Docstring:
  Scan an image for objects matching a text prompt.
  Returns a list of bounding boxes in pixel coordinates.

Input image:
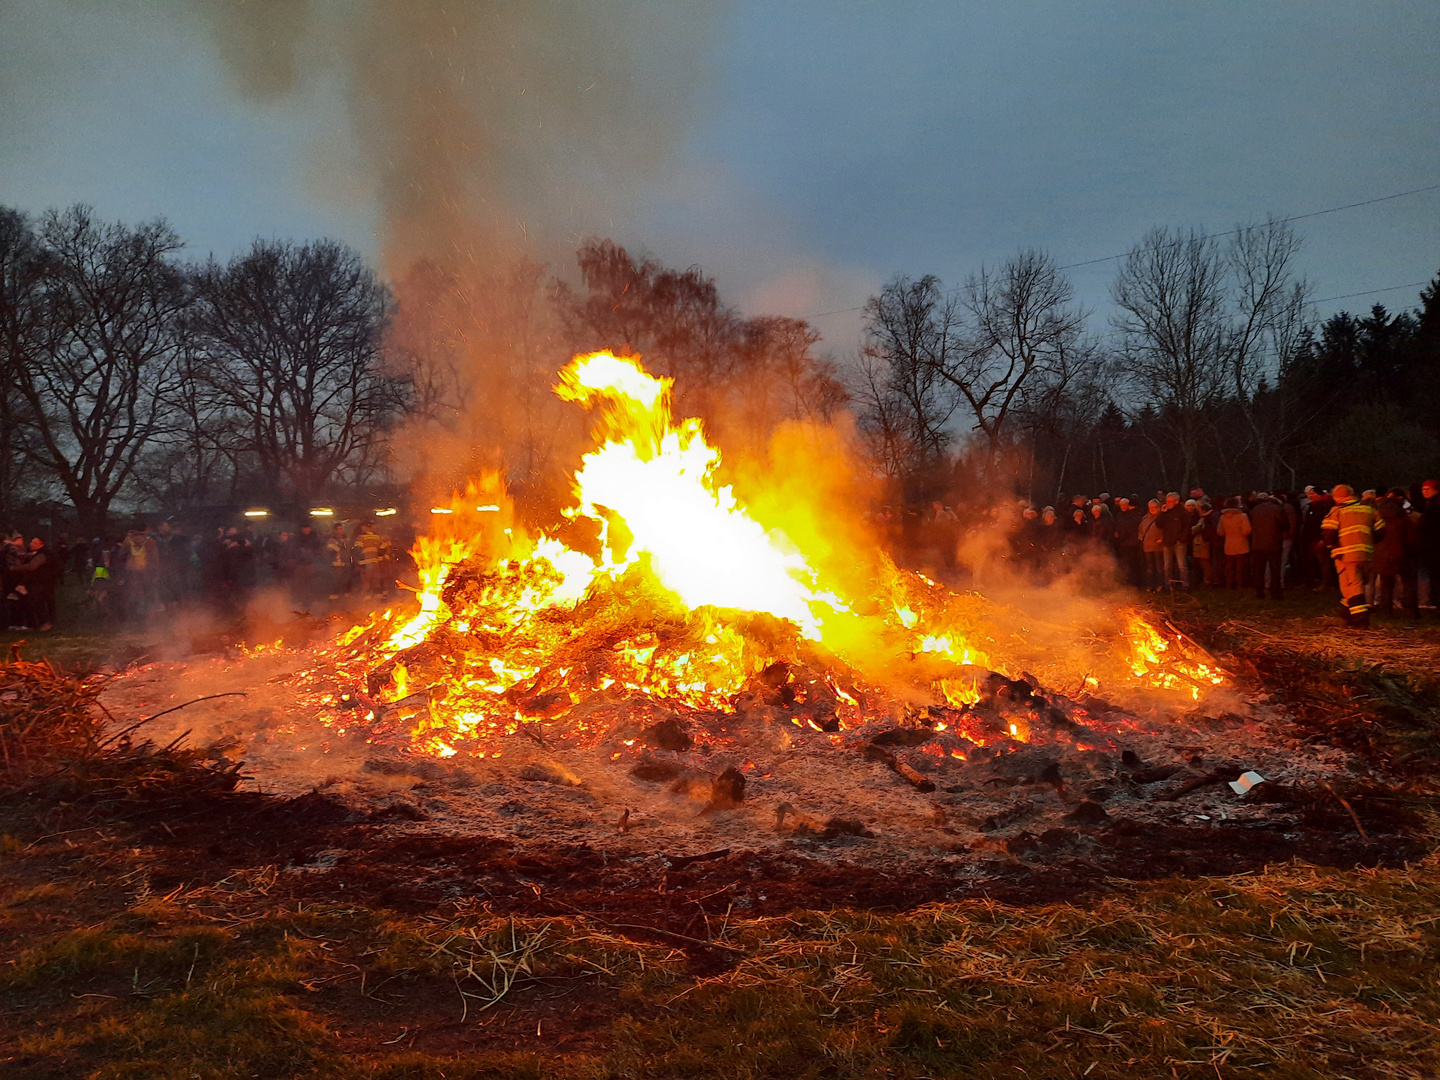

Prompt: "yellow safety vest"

[1322,499,1383,560]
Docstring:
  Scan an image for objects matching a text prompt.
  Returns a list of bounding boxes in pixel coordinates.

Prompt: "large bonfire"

[308,352,1223,772]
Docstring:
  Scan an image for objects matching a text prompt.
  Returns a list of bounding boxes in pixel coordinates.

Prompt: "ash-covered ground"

[97,627,1409,910]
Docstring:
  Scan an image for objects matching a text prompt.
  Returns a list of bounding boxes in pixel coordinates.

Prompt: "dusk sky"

[2,0,1436,354]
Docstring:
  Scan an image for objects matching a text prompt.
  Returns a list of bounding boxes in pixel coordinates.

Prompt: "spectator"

[1249,493,1289,600]
[1090,501,1116,554]
[1062,505,1092,559]
[1013,506,1041,573]
[13,537,61,630]
[1418,479,1440,615]
[289,522,324,609]
[1373,489,1414,617]
[1157,492,1190,590]
[1191,499,1217,588]
[198,528,226,610]
[1274,490,1300,586]
[217,527,251,613]
[3,534,28,629]
[1139,499,1166,591]
[156,520,191,607]
[1114,497,1145,587]
[1217,496,1252,589]
[68,536,92,585]
[236,523,259,596]
[1302,488,1337,590]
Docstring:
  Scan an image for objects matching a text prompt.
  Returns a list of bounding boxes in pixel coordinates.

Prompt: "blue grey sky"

[2,0,1437,352]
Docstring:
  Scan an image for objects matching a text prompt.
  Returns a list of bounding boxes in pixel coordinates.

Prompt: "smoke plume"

[166,0,726,494]
[184,0,721,274]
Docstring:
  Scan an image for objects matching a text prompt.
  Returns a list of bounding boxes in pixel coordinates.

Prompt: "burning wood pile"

[292,353,1227,795]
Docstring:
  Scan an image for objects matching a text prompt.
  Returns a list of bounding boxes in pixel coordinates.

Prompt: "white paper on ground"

[1228,770,1266,795]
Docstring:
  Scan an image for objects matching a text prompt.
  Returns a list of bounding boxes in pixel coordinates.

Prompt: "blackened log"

[864,743,936,792]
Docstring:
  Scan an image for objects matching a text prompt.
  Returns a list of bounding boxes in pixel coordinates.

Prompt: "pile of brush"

[1,648,244,815]
[0,653,105,775]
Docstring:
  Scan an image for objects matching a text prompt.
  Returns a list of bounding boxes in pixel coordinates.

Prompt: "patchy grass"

[2,835,1437,1079]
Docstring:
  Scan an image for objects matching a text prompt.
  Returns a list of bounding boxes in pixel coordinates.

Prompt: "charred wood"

[863,742,936,792]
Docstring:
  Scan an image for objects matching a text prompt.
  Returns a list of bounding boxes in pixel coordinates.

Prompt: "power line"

[1055,181,1440,271]
[1312,280,1431,305]
[805,179,1439,319]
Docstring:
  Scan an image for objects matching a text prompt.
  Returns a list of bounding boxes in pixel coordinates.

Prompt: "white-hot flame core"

[560,353,844,638]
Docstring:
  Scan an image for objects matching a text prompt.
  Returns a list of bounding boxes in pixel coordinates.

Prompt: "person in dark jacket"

[1157,492,1190,590]
[1062,506,1092,558]
[198,528,226,610]
[1012,506,1040,575]
[156,520,191,607]
[1089,501,1115,553]
[1249,493,1289,600]
[68,537,92,586]
[1419,479,1440,615]
[13,537,62,630]
[1274,491,1300,586]
[1114,497,1145,587]
[2,534,28,629]
[1302,488,1337,590]
[1373,490,1413,617]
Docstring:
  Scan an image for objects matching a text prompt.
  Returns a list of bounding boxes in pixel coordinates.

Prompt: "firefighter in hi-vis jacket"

[1321,484,1386,627]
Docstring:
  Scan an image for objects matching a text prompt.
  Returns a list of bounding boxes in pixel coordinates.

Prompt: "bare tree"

[0,208,48,520]
[560,240,842,449]
[940,249,1091,480]
[194,239,404,503]
[560,239,743,418]
[1225,218,1313,487]
[130,332,241,509]
[856,275,960,485]
[851,351,916,483]
[1111,227,1230,490]
[5,206,189,534]
[735,315,848,433]
[1014,336,1114,501]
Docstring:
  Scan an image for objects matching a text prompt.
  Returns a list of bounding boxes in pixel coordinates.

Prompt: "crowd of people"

[5,479,1440,634]
[1,516,402,632]
[884,479,1440,627]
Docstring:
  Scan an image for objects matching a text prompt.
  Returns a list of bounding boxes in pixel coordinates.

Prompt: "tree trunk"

[74,497,107,539]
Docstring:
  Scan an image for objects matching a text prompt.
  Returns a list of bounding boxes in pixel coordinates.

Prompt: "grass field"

[2,586,1438,1079]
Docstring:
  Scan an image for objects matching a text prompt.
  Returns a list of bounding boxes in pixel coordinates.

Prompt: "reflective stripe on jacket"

[1322,498,1384,560]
